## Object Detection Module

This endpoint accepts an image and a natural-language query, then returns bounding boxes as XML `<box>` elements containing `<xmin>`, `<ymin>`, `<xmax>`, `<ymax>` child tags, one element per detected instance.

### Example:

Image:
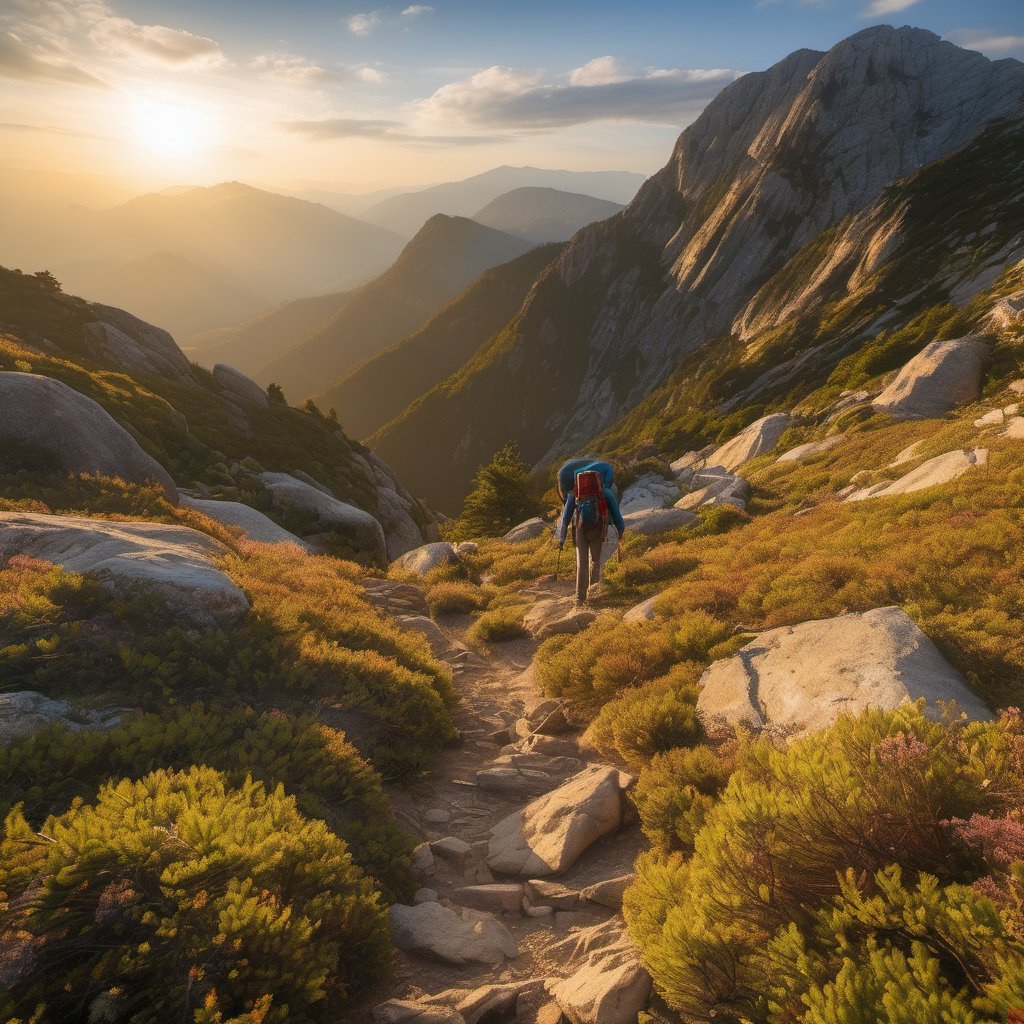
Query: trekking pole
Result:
<box><xmin>555</xmin><ymin>541</ymin><xmax>563</xmax><ymax>580</ymax></box>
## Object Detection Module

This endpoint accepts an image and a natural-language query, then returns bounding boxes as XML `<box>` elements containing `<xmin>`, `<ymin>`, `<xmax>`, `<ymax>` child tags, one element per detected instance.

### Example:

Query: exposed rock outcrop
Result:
<box><xmin>872</xmin><ymin>337</ymin><xmax>989</xmax><ymax>418</ymax></box>
<box><xmin>0</xmin><ymin>373</ymin><xmax>177</xmax><ymax>501</ymax></box>
<box><xmin>213</xmin><ymin>363</ymin><xmax>269</xmax><ymax>406</ymax></box>
<box><xmin>504</xmin><ymin>517</ymin><xmax>548</xmax><ymax>544</ymax></box>
<box><xmin>618</xmin><ymin>473</ymin><xmax>681</xmax><ymax>515</ymax></box>
<box><xmin>85</xmin><ymin>305</ymin><xmax>195</xmax><ymax>383</ymax></box>
<box><xmin>0</xmin><ymin>512</ymin><xmax>249</xmax><ymax>627</ymax></box>
<box><xmin>180</xmin><ymin>495</ymin><xmax>311</xmax><ymax>548</ymax></box>
<box><xmin>844</xmin><ymin>448</ymin><xmax>987</xmax><ymax>501</ymax></box>
<box><xmin>622</xmin><ymin>508</ymin><xmax>696</xmax><ymax>536</ymax></box>
<box><xmin>776</xmin><ymin>435</ymin><xmax>845</xmax><ymax>463</ymax></box>
<box><xmin>393</xmin><ymin>542</ymin><xmax>459</xmax><ymax>575</ymax></box>
<box><xmin>0</xmin><ymin>691</ymin><xmax>127</xmax><ymax>746</ymax></box>
<box><xmin>696</xmin><ymin>607</ymin><xmax>990</xmax><ymax>738</ymax></box>
<box><xmin>259</xmin><ymin>471</ymin><xmax>387</xmax><ymax>564</ymax></box>
<box><xmin>705</xmin><ymin>413</ymin><xmax>792</xmax><ymax>472</ymax></box>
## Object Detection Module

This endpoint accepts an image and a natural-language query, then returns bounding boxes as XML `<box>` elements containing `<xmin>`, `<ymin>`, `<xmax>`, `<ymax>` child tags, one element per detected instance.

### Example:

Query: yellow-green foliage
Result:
<box><xmin>0</xmin><ymin>545</ymin><xmax>456</xmax><ymax>775</ymax></box>
<box><xmin>584</xmin><ymin>664</ymin><xmax>704</xmax><ymax>771</ymax></box>
<box><xmin>624</xmin><ymin>705</ymin><xmax>1024</xmax><ymax>1021</ymax></box>
<box><xmin>0</xmin><ymin>766</ymin><xmax>390</xmax><ymax>1023</ymax></box>
<box><xmin>426</xmin><ymin>580</ymin><xmax>490</xmax><ymax>617</ymax></box>
<box><xmin>466</xmin><ymin>603</ymin><xmax>529</xmax><ymax>647</ymax></box>
<box><xmin>0</xmin><ymin>704</ymin><xmax>413</xmax><ymax>901</ymax></box>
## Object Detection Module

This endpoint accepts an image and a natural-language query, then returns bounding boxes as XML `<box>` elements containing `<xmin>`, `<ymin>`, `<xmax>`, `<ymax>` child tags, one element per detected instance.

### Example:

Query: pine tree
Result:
<box><xmin>452</xmin><ymin>441</ymin><xmax>541</xmax><ymax>539</ymax></box>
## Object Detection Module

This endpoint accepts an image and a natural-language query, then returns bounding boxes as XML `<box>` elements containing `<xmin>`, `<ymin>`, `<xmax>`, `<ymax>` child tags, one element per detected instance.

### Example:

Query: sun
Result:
<box><xmin>132</xmin><ymin>100</ymin><xmax>211</xmax><ymax>160</ymax></box>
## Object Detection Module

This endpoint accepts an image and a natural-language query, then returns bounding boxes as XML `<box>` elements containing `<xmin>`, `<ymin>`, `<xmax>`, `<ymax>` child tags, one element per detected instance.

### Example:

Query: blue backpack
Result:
<box><xmin>557</xmin><ymin>459</ymin><xmax>614</xmax><ymax>500</ymax></box>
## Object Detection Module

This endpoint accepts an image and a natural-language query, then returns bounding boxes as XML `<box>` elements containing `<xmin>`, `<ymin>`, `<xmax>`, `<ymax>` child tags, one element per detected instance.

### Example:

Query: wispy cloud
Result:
<box><xmin>402</xmin><ymin>5</ymin><xmax>435</xmax><ymax>17</ymax></box>
<box><xmin>0</xmin><ymin>29</ymin><xmax>106</xmax><ymax>86</ymax></box>
<box><xmin>281</xmin><ymin>116</ymin><xmax>504</xmax><ymax>146</ymax></box>
<box><xmin>0</xmin><ymin>119</ymin><xmax>109</xmax><ymax>139</ymax></box>
<box><xmin>347</xmin><ymin>10</ymin><xmax>382</xmax><ymax>35</ymax></box>
<box><xmin>418</xmin><ymin>59</ymin><xmax>742</xmax><ymax>130</ymax></box>
<box><xmin>860</xmin><ymin>0</ymin><xmax>923</xmax><ymax>17</ymax></box>
<box><xmin>89</xmin><ymin>14</ymin><xmax>224</xmax><ymax>67</ymax></box>
<box><xmin>945</xmin><ymin>28</ymin><xmax>1024</xmax><ymax>55</ymax></box>
<box><xmin>251</xmin><ymin>54</ymin><xmax>346</xmax><ymax>85</ymax></box>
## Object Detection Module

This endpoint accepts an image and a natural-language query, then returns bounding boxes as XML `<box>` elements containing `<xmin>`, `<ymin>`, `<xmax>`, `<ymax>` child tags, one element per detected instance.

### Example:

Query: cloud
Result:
<box><xmin>945</xmin><ymin>29</ymin><xmax>1024</xmax><ymax>55</ymax></box>
<box><xmin>356</xmin><ymin>66</ymin><xmax>385</xmax><ymax>83</ymax></box>
<box><xmin>347</xmin><ymin>11</ymin><xmax>382</xmax><ymax>35</ymax></box>
<box><xmin>419</xmin><ymin>59</ymin><xmax>742</xmax><ymax>130</ymax></box>
<box><xmin>85</xmin><ymin>6</ymin><xmax>225</xmax><ymax>67</ymax></box>
<box><xmin>860</xmin><ymin>0</ymin><xmax>923</xmax><ymax>16</ymax></box>
<box><xmin>0</xmin><ymin>29</ymin><xmax>106</xmax><ymax>86</ymax></box>
<box><xmin>251</xmin><ymin>54</ymin><xmax>345</xmax><ymax>85</ymax></box>
<box><xmin>0</xmin><ymin>119</ymin><xmax>108</xmax><ymax>139</ymax></box>
<box><xmin>281</xmin><ymin>116</ymin><xmax>504</xmax><ymax>146</ymax></box>
<box><xmin>402</xmin><ymin>5</ymin><xmax>435</xmax><ymax>16</ymax></box>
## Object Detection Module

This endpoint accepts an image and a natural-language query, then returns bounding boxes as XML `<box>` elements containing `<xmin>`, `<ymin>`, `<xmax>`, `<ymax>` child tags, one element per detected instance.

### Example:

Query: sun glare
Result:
<box><xmin>132</xmin><ymin>100</ymin><xmax>211</xmax><ymax>160</ymax></box>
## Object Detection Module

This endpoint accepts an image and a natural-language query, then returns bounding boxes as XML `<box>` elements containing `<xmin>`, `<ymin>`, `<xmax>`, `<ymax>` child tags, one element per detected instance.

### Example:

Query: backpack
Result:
<box><xmin>574</xmin><ymin>469</ymin><xmax>609</xmax><ymax>540</ymax></box>
<box><xmin>558</xmin><ymin>459</ymin><xmax>614</xmax><ymax>501</ymax></box>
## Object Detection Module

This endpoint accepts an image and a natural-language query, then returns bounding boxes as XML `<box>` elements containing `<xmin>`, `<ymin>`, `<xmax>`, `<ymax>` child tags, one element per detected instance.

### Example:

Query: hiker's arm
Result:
<box><xmin>606</xmin><ymin>490</ymin><xmax>626</xmax><ymax>537</ymax></box>
<box><xmin>556</xmin><ymin>495</ymin><xmax>575</xmax><ymax>544</ymax></box>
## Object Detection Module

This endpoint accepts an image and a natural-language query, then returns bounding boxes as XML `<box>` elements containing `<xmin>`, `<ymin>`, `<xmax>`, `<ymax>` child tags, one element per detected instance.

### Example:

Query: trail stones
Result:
<box><xmin>487</xmin><ymin>766</ymin><xmax>630</xmax><ymax>877</ymax></box>
<box><xmin>0</xmin><ymin>512</ymin><xmax>248</xmax><ymax>627</ymax></box>
<box><xmin>546</xmin><ymin>918</ymin><xmax>651</xmax><ymax>1024</ymax></box>
<box><xmin>388</xmin><ymin>902</ymin><xmax>518</xmax><ymax>965</ymax></box>
<box><xmin>580</xmin><ymin>875</ymin><xmax>635</xmax><ymax>911</ymax></box>
<box><xmin>451</xmin><ymin>884</ymin><xmax>526</xmax><ymax>913</ymax></box>
<box><xmin>430</xmin><ymin>836</ymin><xmax>474</xmax><ymax>872</ymax></box>
<box><xmin>873</xmin><ymin>336</ymin><xmax>989</xmax><ymax>418</ymax></box>
<box><xmin>523</xmin><ymin>598</ymin><xmax>597</xmax><ymax>639</ymax></box>
<box><xmin>696</xmin><ymin>606</ymin><xmax>990</xmax><ymax>738</ymax></box>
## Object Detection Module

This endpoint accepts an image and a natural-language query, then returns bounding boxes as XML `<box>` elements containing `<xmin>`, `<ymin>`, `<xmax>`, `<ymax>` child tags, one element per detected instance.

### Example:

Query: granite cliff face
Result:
<box><xmin>371</xmin><ymin>26</ymin><xmax>1024</xmax><ymax>511</ymax></box>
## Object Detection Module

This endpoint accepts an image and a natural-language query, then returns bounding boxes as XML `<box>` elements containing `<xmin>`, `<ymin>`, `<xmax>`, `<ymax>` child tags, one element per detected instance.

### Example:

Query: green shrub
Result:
<box><xmin>0</xmin><ymin>704</ymin><xmax>413</xmax><ymax>901</ymax></box>
<box><xmin>447</xmin><ymin>441</ymin><xmax>542</xmax><ymax>540</ymax></box>
<box><xmin>0</xmin><ymin>766</ymin><xmax>390</xmax><ymax>1023</ymax></box>
<box><xmin>426</xmin><ymin>581</ymin><xmax>490</xmax><ymax>616</ymax></box>
<box><xmin>0</xmin><ymin>544</ymin><xmax>456</xmax><ymax>776</ymax></box>
<box><xmin>624</xmin><ymin>705</ymin><xmax>1024</xmax><ymax>1021</ymax></box>
<box><xmin>585</xmin><ymin>665</ymin><xmax>704</xmax><ymax>770</ymax></box>
<box><xmin>535</xmin><ymin>618</ymin><xmax>684</xmax><ymax>706</ymax></box>
<box><xmin>632</xmin><ymin>743</ymin><xmax>737</xmax><ymax>852</ymax></box>
<box><xmin>466</xmin><ymin>604</ymin><xmax>529</xmax><ymax>646</ymax></box>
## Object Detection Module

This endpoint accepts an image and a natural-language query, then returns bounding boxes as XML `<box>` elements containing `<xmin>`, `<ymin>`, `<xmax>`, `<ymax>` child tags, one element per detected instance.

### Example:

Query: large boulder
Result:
<box><xmin>696</xmin><ymin>607</ymin><xmax>990</xmax><ymax>739</ymax></box>
<box><xmin>212</xmin><ymin>364</ymin><xmax>269</xmax><ymax>407</ymax></box>
<box><xmin>504</xmin><ymin>517</ymin><xmax>548</xmax><ymax>544</ymax></box>
<box><xmin>364</xmin><ymin>451</ymin><xmax>440</xmax><ymax>559</ymax></box>
<box><xmin>84</xmin><ymin>305</ymin><xmax>195</xmax><ymax>383</ymax></box>
<box><xmin>873</xmin><ymin>337</ymin><xmax>989</xmax><ymax>419</ymax></box>
<box><xmin>392</xmin><ymin>542</ymin><xmax>459</xmax><ymax>575</ymax></box>
<box><xmin>0</xmin><ymin>512</ymin><xmax>249</xmax><ymax>627</ymax></box>
<box><xmin>675</xmin><ymin>471</ymin><xmax>748</xmax><ymax>511</ymax></box>
<box><xmin>0</xmin><ymin>373</ymin><xmax>177</xmax><ymax>501</ymax></box>
<box><xmin>0</xmin><ymin>691</ymin><xmax>127</xmax><ymax>747</ymax></box>
<box><xmin>546</xmin><ymin>918</ymin><xmax>651</xmax><ymax>1024</ymax></box>
<box><xmin>622</xmin><ymin>508</ymin><xmax>696</xmax><ymax>536</ymax></box>
<box><xmin>618</xmin><ymin>473</ymin><xmax>681</xmax><ymax>515</ymax></box>
<box><xmin>487</xmin><ymin>765</ymin><xmax>629</xmax><ymax>877</ymax></box>
<box><xmin>259</xmin><ymin>471</ymin><xmax>386</xmax><ymax>564</ymax></box>
<box><xmin>776</xmin><ymin>435</ymin><xmax>845</xmax><ymax>463</ymax></box>
<box><xmin>845</xmin><ymin>449</ymin><xmax>987</xmax><ymax>502</ymax></box>
<box><xmin>179</xmin><ymin>495</ymin><xmax>311</xmax><ymax>548</ymax></box>
<box><xmin>706</xmin><ymin>413</ymin><xmax>792</xmax><ymax>471</ymax></box>
<box><xmin>388</xmin><ymin>902</ymin><xmax>518</xmax><ymax>966</ymax></box>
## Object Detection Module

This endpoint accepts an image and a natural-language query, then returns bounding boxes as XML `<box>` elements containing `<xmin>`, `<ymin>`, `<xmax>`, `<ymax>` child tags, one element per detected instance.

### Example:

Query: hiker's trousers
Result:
<box><xmin>574</xmin><ymin>528</ymin><xmax>604</xmax><ymax>603</ymax></box>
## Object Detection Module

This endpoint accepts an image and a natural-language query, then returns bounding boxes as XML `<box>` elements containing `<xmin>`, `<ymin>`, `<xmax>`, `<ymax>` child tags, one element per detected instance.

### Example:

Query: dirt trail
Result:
<box><xmin>357</xmin><ymin>575</ymin><xmax>645</xmax><ymax>1019</ymax></box>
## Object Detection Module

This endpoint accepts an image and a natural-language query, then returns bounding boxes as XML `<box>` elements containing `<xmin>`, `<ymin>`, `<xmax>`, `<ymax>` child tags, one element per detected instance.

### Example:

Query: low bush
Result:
<box><xmin>0</xmin><ymin>704</ymin><xmax>413</xmax><ymax>901</ymax></box>
<box><xmin>624</xmin><ymin>704</ymin><xmax>1024</xmax><ymax>1022</ymax></box>
<box><xmin>466</xmin><ymin>604</ymin><xmax>529</xmax><ymax>647</ymax></box>
<box><xmin>584</xmin><ymin>665</ymin><xmax>704</xmax><ymax>771</ymax></box>
<box><xmin>426</xmin><ymin>580</ymin><xmax>489</xmax><ymax>617</ymax></box>
<box><xmin>0</xmin><ymin>766</ymin><xmax>390</xmax><ymax>1024</ymax></box>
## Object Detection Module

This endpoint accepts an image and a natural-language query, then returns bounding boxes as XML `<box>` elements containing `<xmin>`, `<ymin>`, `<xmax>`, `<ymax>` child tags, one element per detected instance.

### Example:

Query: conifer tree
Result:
<box><xmin>452</xmin><ymin>441</ymin><xmax>541</xmax><ymax>539</ymax></box>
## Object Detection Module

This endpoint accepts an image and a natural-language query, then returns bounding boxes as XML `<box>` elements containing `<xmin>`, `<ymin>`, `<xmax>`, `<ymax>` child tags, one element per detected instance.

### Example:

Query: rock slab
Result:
<box><xmin>0</xmin><ymin>691</ymin><xmax>127</xmax><ymax>747</ymax></box>
<box><xmin>696</xmin><ymin>606</ymin><xmax>990</xmax><ymax>738</ymax></box>
<box><xmin>388</xmin><ymin>902</ymin><xmax>518</xmax><ymax>965</ymax></box>
<box><xmin>0</xmin><ymin>512</ymin><xmax>248</xmax><ymax>627</ymax></box>
<box><xmin>0</xmin><ymin>373</ymin><xmax>177</xmax><ymax>501</ymax></box>
<box><xmin>845</xmin><ymin>449</ymin><xmax>987</xmax><ymax>502</ymax></box>
<box><xmin>873</xmin><ymin>336</ymin><xmax>988</xmax><ymax>418</ymax></box>
<box><xmin>180</xmin><ymin>495</ymin><xmax>310</xmax><ymax>548</ymax></box>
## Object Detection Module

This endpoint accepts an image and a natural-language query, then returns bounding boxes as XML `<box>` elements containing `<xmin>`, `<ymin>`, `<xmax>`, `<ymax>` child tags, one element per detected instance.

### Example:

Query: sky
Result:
<box><xmin>1</xmin><ymin>0</ymin><xmax>1021</xmax><ymax>198</ymax></box>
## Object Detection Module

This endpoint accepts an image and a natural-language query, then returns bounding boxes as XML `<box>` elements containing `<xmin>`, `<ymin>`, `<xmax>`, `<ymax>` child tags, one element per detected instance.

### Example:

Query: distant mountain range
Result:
<box><xmin>253</xmin><ymin>215</ymin><xmax>536</xmax><ymax>402</ymax></box>
<box><xmin>359</xmin><ymin>166</ymin><xmax>646</xmax><ymax>237</ymax></box>
<box><xmin>472</xmin><ymin>187</ymin><xmax>624</xmax><ymax>243</ymax></box>
<box><xmin>312</xmin><ymin>243</ymin><xmax>565</xmax><ymax>440</ymax></box>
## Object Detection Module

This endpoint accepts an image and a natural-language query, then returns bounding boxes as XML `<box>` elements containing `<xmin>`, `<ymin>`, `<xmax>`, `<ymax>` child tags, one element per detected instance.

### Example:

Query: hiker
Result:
<box><xmin>555</xmin><ymin>459</ymin><xmax>625</xmax><ymax>606</ymax></box>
